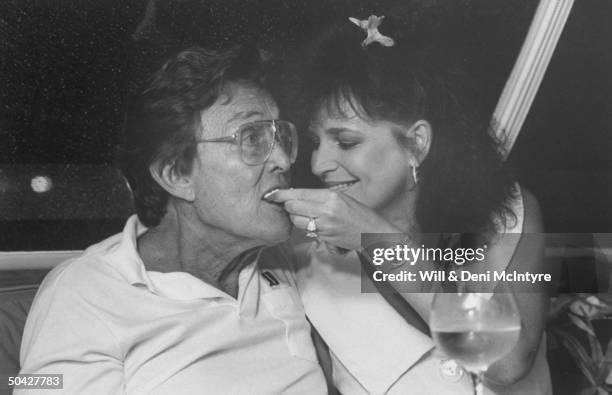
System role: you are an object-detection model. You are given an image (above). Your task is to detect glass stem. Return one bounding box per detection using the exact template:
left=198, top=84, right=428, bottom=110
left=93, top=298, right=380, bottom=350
left=472, top=371, right=485, bottom=395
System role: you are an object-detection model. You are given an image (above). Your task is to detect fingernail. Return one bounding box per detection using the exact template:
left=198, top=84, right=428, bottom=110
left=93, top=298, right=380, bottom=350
left=263, top=189, right=280, bottom=200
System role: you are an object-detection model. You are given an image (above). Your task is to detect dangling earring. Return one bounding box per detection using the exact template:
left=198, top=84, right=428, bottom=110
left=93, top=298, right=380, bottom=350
left=411, top=163, right=419, bottom=185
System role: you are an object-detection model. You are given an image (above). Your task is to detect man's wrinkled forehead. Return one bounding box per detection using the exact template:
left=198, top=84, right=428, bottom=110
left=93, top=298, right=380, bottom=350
left=200, top=84, right=278, bottom=136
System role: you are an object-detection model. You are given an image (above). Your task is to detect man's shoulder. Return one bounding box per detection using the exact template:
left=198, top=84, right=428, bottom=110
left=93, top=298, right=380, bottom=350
left=37, top=255, right=114, bottom=301
left=36, top=232, right=129, bottom=303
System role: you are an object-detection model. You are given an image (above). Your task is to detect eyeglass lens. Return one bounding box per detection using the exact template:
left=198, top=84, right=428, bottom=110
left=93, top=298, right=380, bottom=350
left=239, top=123, right=272, bottom=164
left=276, top=123, right=297, bottom=162
left=239, top=122, right=296, bottom=165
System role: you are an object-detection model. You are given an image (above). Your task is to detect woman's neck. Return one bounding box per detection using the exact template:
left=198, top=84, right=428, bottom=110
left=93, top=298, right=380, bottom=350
left=379, top=189, right=420, bottom=234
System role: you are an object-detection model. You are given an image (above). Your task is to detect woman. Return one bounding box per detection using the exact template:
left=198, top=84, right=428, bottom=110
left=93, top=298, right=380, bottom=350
left=268, top=17, right=551, bottom=394
left=17, top=45, right=327, bottom=394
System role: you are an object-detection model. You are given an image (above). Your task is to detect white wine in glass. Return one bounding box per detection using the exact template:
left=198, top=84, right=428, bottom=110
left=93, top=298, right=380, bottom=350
left=430, top=290, right=520, bottom=395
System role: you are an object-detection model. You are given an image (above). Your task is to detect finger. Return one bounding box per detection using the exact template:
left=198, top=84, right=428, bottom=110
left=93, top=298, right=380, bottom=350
left=283, top=199, right=325, bottom=218
left=267, top=188, right=331, bottom=203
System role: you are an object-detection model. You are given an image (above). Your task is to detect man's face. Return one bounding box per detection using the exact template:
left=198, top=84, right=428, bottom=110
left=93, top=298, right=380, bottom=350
left=188, top=83, right=292, bottom=244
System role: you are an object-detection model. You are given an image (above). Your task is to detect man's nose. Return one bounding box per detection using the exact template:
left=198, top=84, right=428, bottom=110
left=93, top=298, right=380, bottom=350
left=267, top=141, right=291, bottom=173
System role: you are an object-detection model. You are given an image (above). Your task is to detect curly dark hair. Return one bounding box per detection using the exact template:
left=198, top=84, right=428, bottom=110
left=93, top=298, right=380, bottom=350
left=117, top=45, right=270, bottom=227
left=287, top=20, right=516, bottom=235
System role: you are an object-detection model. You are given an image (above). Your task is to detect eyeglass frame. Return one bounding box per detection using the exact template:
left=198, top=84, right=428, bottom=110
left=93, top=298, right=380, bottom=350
left=193, top=119, right=298, bottom=166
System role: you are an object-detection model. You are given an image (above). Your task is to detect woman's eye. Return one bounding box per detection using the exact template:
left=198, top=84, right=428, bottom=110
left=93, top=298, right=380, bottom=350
left=336, top=140, right=358, bottom=149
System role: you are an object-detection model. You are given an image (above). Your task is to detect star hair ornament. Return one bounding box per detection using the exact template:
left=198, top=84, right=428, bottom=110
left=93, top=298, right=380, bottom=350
left=349, top=15, right=395, bottom=48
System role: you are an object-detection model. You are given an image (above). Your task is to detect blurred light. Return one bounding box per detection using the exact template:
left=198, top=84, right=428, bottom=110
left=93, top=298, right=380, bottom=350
left=0, top=174, right=9, bottom=193
left=31, top=175, right=53, bottom=193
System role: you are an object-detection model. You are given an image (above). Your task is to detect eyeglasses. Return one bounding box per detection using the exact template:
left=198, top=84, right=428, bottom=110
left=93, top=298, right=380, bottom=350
left=194, top=120, right=298, bottom=166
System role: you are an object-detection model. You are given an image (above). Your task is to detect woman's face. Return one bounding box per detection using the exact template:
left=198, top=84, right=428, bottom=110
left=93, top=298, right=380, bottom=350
left=309, top=100, right=416, bottom=218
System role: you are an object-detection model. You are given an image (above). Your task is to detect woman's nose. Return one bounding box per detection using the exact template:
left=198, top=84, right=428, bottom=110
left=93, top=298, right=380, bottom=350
left=311, top=144, right=337, bottom=178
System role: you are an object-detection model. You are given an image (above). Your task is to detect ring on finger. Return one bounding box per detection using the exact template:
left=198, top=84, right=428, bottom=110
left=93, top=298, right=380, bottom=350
left=306, top=217, right=318, bottom=238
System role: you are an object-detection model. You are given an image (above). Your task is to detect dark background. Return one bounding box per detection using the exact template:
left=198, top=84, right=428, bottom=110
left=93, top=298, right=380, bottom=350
left=0, top=0, right=611, bottom=250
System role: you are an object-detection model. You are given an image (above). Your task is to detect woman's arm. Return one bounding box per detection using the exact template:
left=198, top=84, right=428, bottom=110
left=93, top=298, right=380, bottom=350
left=484, top=188, right=549, bottom=385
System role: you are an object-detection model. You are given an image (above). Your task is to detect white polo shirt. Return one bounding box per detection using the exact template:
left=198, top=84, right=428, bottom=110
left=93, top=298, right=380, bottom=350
left=18, top=216, right=326, bottom=395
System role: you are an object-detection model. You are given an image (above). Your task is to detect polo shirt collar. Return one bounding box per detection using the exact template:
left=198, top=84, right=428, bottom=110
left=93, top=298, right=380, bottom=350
left=103, top=215, right=260, bottom=301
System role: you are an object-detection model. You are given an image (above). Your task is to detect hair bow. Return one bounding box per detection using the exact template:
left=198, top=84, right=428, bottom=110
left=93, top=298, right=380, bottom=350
left=349, top=15, right=395, bottom=48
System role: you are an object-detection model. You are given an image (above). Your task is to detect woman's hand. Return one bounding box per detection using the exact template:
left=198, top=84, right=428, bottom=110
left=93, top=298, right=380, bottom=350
left=266, top=188, right=399, bottom=250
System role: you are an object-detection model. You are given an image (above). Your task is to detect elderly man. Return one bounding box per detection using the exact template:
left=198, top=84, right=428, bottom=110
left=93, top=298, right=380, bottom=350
left=17, top=45, right=327, bottom=394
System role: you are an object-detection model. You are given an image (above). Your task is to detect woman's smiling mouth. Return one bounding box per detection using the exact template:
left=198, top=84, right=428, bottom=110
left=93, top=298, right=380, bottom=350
left=325, top=181, right=358, bottom=191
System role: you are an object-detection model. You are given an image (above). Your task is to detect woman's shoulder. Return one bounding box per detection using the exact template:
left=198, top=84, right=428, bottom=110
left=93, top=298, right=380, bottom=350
left=493, top=184, right=542, bottom=235
left=519, top=186, right=543, bottom=234
left=482, top=185, right=543, bottom=271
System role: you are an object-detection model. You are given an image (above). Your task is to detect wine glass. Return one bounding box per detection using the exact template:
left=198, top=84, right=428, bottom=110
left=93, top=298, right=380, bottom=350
left=430, top=286, right=520, bottom=395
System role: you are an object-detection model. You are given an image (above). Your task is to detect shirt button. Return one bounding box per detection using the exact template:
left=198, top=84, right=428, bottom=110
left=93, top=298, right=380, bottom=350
left=439, top=359, right=465, bottom=382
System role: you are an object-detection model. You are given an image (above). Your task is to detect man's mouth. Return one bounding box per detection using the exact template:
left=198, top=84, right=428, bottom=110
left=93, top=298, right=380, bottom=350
left=325, top=181, right=358, bottom=191
left=262, top=185, right=288, bottom=206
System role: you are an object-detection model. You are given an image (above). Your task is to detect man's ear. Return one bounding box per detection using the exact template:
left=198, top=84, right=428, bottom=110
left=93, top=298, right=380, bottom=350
left=149, top=158, right=196, bottom=202
left=403, top=120, right=432, bottom=165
